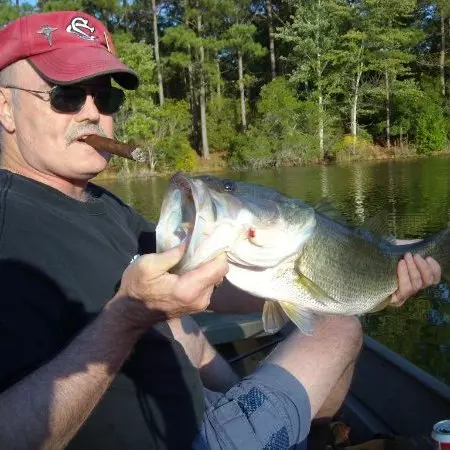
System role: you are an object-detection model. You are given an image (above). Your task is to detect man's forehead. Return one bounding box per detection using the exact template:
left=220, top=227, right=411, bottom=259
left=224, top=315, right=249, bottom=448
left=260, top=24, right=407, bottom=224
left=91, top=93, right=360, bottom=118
left=14, top=61, right=112, bottom=88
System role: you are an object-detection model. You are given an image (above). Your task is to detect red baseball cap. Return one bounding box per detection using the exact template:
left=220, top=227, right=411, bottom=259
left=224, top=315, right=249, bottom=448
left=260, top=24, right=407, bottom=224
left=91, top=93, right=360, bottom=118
left=0, top=11, right=139, bottom=89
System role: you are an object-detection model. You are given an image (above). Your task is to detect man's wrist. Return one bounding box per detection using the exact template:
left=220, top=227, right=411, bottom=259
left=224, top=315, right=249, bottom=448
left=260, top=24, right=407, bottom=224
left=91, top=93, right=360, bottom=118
left=102, top=295, right=158, bottom=342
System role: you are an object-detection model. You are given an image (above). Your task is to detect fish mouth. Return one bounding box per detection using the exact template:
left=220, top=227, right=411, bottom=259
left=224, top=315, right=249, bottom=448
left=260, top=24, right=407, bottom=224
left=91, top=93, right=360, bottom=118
left=156, top=173, right=213, bottom=258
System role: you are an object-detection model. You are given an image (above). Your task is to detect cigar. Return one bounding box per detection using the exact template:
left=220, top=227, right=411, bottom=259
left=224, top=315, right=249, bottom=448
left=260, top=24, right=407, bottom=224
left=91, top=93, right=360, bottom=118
left=83, top=135, right=147, bottom=163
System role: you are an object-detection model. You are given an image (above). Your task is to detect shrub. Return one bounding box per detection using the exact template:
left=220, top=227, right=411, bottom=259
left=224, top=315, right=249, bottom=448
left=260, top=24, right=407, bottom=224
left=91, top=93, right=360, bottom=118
left=415, top=103, right=447, bottom=154
left=159, top=134, right=198, bottom=172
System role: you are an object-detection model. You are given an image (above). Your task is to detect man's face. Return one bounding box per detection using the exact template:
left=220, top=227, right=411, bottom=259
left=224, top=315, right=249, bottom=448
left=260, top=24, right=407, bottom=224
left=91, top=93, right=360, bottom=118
left=3, top=61, right=114, bottom=181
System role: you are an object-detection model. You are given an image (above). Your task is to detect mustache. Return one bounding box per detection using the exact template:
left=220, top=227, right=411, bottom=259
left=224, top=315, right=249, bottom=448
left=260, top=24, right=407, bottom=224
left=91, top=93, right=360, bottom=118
left=65, top=125, right=107, bottom=145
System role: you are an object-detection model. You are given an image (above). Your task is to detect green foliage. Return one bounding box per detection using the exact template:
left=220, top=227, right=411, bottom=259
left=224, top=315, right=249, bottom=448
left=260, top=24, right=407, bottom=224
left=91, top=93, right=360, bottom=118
left=4, top=0, right=448, bottom=171
left=229, top=77, right=335, bottom=168
left=158, top=134, right=198, bottom=171
left=415, top=102, right=447, bottom=154
left=207, top=95, right=238, bottom=152
left=0, top=1, right=32, bottom=25
left=113, top=32, right=159, bottom=170
left=257, top=77, right=302, bottom=136
left=229, top=128, right=273, bottom=169
left=40, top=0, right=83, bottom=11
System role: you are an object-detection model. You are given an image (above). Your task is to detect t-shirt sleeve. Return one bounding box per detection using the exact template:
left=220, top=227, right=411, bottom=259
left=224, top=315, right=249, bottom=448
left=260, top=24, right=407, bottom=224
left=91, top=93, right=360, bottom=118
left=194, top=363, right=311, bottom=449
left=125, top=208, right=156, bottom=254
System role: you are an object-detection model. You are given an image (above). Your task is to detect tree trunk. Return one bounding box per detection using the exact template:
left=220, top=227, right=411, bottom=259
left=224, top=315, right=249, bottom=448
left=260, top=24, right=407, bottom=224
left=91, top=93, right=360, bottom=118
left=266, top=0, right=276, bottom=79
left=216, top=59, right=221, bottom=97
left=122, top=158, right=130, bottom=175
left=122, top=0, right=128, bottom=28
left=187, top=54, right=199, bottom=149
left=385, top=70, right=391, bottom=150
left=184, top=11, right=199, bottom=150
left=238, top=49, right=247, bottom=131
left=318, top=88, right=324, bottom=159
left=351, top=65, right=362, bottom=154
left=197, top=10, right=210, bottom=159
left=152, top=0, right=164, bottom=107
left=440, top=12, right=446, bottom=97
left=316, top=0, right=324, bottom=159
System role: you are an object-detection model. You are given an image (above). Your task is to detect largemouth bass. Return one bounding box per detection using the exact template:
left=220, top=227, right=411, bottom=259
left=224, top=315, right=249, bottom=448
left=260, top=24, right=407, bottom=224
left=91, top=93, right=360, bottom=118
left=156, top=173, right=450, bottom=334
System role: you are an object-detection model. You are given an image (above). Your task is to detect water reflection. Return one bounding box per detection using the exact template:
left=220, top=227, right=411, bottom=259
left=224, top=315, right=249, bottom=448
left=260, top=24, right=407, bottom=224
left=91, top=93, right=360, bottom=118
left=99, top=156, right=450, bottom=385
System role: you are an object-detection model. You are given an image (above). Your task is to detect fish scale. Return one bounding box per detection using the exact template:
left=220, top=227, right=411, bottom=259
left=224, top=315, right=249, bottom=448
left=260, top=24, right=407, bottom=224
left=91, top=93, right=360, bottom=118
left=297, top=214, right=399, bottom=313
left=156, top=173, right=450, bottom=334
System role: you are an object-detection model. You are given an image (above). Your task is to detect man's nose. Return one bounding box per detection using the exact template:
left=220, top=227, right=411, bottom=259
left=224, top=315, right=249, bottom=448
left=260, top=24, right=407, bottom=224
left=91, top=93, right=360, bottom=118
left=76, top=94, right=100, bottom=122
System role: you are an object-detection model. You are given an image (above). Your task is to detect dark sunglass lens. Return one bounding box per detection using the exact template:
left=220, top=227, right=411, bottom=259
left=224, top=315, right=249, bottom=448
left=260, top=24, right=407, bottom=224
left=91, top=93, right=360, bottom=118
left=50, top=86, right=86, bottom=113
left=95, top=88, right=125, bottom=114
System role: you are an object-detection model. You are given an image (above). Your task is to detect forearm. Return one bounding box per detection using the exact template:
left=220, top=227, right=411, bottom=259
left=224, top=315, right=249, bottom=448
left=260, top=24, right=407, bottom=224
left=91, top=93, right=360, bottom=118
left=168, top=317, right=239, bottom=393
left=209, top=279, right=264, bottom=314
left=0, top=301, right=144, bottom=450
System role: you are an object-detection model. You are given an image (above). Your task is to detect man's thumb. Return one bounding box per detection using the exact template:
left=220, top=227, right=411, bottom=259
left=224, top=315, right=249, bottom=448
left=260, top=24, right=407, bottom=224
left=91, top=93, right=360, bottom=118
left=143, top=244, right=186, bottom=274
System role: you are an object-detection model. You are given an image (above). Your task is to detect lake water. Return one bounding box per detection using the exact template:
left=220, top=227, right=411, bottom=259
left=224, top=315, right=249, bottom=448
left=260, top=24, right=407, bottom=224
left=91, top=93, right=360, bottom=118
left=99, top=156, right=450, bottom=385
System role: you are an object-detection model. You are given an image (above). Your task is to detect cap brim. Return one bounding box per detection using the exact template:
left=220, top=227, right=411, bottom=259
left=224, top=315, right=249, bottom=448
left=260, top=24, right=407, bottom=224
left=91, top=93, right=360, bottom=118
left=28, top=46, right=139, bottom=90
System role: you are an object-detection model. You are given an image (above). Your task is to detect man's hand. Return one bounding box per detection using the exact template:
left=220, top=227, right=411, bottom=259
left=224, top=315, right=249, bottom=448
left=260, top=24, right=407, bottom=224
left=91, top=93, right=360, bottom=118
left=109, top=245, right=229, bottom=329
left=391, top=253, right=441, bottom=307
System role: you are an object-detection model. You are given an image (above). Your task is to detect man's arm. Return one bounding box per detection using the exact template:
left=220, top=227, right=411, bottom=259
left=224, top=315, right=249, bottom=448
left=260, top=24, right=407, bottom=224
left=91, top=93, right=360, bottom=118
left=209, top=279, right=264, bottom=313
left=0, top=305, right=142, bottom=450
left=0, top=246, right=228, bottom=450
left=168, top=316, right=239, bottom=392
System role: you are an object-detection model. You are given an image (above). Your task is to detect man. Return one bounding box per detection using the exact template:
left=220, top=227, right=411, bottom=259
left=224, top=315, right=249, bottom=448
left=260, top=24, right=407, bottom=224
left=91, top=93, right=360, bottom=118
left=0, top=11, right=441, bottom=450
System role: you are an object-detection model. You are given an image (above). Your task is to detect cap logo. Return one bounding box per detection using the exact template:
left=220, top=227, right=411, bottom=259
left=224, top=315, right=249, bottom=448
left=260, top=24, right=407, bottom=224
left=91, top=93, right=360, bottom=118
left=37, top=25, right=58, bottom=46
left=66, top=17, right=97, bottom=41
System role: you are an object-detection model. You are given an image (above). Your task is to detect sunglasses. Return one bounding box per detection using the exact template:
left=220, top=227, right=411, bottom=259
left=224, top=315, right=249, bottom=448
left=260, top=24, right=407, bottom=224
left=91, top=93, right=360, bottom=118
left=0, top=84, right=125, bottom=115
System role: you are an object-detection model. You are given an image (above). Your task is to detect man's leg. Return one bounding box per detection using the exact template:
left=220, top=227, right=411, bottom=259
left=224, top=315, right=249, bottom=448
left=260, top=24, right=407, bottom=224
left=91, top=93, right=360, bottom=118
left=266, top=315, right=362, bottom=419
left=167, top=316, right=239, bottom=392
left=266, top=315, right=362, bottom=448
left=194, top=315, right=362, bottom=449
left=308, top=360, right=357, bottom=449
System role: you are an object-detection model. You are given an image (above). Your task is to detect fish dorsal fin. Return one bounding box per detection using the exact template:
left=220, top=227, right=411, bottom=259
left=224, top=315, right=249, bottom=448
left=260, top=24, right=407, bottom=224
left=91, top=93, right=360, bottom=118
left=314, top=198, right=348, bottom=225
left=358, top=210, right=395, bottom=242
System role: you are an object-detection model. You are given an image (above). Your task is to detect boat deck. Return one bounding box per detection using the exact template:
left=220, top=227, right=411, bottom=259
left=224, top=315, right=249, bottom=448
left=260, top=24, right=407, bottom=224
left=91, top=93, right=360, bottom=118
left=194, top=311, right=450, bottom=448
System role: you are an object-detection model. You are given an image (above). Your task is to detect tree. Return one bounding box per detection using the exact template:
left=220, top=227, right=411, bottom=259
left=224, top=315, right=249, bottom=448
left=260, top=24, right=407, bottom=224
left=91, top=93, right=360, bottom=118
left=113, top=32, right=160, bottom=172
left=224, top=19, right=266, bottom=130
left=266, top=0, right=276, bottom=78
left=277, top=0, right=344, bottom=159
left=364, top=0, right=423, bottom=149
left=152, top=0, right=164, bottom=106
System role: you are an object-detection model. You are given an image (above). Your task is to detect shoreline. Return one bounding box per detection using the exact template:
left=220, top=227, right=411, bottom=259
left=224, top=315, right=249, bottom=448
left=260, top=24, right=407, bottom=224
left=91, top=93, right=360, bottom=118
left=94, top=146, right=450, bottom=182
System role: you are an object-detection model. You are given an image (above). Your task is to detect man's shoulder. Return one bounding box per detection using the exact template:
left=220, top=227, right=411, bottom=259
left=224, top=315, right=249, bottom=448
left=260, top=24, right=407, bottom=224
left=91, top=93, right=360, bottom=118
left=89, top=182, right=155, bottom=233
left=88, top=182, right=126, bottom=206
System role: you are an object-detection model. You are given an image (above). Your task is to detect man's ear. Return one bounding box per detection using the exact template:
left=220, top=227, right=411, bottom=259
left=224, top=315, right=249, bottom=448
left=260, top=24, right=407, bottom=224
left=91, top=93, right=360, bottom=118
left=0, top=88, right=16, bottom=133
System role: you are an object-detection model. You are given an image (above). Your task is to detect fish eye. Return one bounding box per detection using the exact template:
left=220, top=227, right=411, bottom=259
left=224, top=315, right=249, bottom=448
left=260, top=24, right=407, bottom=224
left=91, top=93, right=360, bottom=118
left=222, top=179, right=235, bottom=192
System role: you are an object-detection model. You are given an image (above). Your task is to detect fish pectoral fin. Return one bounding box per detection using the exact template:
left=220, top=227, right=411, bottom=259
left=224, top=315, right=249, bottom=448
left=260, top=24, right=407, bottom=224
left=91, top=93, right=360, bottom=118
left=262, top=301, right=290, bottom=334
left=296, top=272, right=343, bottom=305
left=279, top=301, right=315, bottom=336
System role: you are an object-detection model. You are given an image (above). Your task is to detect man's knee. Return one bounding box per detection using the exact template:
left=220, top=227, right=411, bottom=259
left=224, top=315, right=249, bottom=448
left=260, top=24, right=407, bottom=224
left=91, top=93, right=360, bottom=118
left=333, top=316, right=363, bottom=360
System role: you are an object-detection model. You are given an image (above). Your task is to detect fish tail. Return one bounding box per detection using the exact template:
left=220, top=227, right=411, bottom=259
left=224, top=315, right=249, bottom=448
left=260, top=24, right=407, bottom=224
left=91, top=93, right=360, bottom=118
left=413, top=227, right=450, bottom=281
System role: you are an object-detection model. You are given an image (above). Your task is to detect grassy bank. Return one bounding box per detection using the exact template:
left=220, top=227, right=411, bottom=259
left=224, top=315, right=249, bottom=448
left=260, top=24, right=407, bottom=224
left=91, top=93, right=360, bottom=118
left=94, top=144, right=450, bottom=182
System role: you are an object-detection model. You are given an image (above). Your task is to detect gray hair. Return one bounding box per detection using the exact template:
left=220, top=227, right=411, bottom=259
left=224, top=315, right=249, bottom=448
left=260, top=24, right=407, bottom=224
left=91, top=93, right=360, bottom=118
left=0, top=64, right=18, bottom=153
left=0, top=64, right=15, bottom=86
